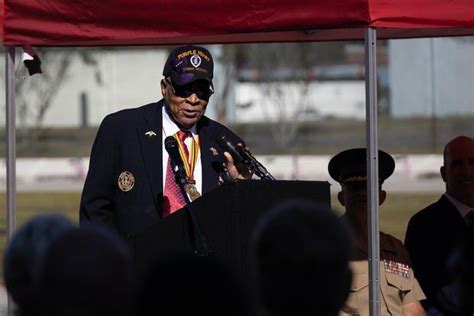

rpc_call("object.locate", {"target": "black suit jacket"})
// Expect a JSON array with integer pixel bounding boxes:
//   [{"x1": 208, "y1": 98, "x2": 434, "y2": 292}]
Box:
[
  {"x1": 405, "y1": 195, "x2": 469, "y2": 312},
  {"x1": 79, "y1": 100, "x2": 243, "y2": 239}
]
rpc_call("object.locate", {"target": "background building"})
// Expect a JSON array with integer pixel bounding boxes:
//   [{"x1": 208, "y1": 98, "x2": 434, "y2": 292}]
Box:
[
  {"x1": 389, "y1": 37, "x2": 474, "y2": 117},
  {"x1": 0, "y1": 42, "x2": 378, "y2": 128}
]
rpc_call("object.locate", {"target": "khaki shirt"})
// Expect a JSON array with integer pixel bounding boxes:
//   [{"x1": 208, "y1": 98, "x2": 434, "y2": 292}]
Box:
[{"x1": 340, "y1": 232, "x2": 425, "y2": 316}]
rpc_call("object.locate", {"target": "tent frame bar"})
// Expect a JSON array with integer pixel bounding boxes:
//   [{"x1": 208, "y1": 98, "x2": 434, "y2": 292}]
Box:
[
  {"x1": 5, "y1": 46, "x2": 17, "y2": 316},
  {"x1": 365, "y1": 28, "x2": 381, "y2": 316},
  {"x1": 6, "y1": 46, "x2": 16, "y2": 244}
]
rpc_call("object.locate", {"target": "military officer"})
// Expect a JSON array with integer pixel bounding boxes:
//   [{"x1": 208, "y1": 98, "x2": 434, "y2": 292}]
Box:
[{"x1": 328, "y1": 148, "x2": 426, "y2": 316}]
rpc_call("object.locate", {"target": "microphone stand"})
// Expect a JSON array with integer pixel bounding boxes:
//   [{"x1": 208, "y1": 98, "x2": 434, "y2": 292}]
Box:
[
  {"x1": 169, "y1": 159, "x2": 212, "y2": 257},
  {"x1": 217, "y1": 136, "x2": 276, "y2": 181},
  {"x1": 240, "y1": 147, "x2": 276, "y2": 180}
]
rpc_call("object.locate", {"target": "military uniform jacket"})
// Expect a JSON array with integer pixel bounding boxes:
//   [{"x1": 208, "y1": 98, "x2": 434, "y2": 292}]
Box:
[
  {"x1": 79, "y1": 100, "x2": 243, "y2": 239},
  {"x1": 341, "y1": 232, "x2": 425, "y2": 316},
  {"x1": 405, "y1": 195, "x2": 470, "y2": 312}
]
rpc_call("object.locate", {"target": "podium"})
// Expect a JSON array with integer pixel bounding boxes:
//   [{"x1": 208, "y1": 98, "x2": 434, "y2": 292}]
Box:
[{"x1": 132, "y1": 180, "x2": 330, "y2": 277}]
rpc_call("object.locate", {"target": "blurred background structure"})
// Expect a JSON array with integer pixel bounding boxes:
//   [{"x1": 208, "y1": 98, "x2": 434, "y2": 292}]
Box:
[{"x1": 0, "y1": 39, "x2": 473, "y2": 156}]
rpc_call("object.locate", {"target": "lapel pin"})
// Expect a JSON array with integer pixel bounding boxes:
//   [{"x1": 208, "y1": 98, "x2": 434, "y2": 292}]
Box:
[
  {"x1": 145, "y1": 131, "x2": 157, "y2": 137},
  {"x1": 210, "y1": 147, "x2": 218, "y2": 156}
]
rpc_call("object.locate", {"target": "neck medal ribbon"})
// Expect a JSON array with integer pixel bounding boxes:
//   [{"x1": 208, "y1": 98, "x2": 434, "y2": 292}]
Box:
[{"x1": 174, "y1": 133, "x2": 201, "y2": 201}]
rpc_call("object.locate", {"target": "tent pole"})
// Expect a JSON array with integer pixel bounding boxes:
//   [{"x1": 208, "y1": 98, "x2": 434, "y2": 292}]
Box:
[
  {"x1": 5, "y1": 46, "x2": 17, "y2": 316},
  {"x1": 365, "y1": 28, "x2": 380, "y2": 316},
  {"x1": 6, "y1": 46, "x2": 17, "y2": 243}
]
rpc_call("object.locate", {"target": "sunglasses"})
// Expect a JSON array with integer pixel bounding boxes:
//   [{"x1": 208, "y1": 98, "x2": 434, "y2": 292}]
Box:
[{"x1": 166, "y1": 78, "x2": 213, "y2": 101}]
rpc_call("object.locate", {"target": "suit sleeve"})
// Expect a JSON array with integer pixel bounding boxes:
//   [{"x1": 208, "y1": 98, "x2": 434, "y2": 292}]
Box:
[
  {"x1": 79, "y1": 116, "x2": 118, "y2": 232},
  {"x1": 405, "y1": 215, "x2": 438, "y2": 309}
]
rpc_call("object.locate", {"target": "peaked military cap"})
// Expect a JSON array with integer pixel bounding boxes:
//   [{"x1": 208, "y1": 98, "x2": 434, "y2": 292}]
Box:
[{"x1": 328, "y1": 148, "x2": 395, "y2": 183}]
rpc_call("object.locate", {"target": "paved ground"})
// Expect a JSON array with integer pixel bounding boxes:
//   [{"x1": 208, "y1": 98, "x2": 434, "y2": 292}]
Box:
[
  {"x1": 0, "y1": 155, "x2": 445, "y2": 193},
  {"x1": 0, "y1": 176, "x2": 445, "y2": 193}
]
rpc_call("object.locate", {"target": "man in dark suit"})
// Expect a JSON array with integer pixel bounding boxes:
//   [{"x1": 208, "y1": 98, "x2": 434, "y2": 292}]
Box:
[
  {"x1": 80, "y1": 45, "x2": 250, "y2": 240},
  {"x1": 405, "y1": 135, "x2": 474, "y2": 314}
]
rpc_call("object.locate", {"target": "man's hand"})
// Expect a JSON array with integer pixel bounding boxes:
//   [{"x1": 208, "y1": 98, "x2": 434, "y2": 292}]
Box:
[{"x1": 223, "y1": 151, "x2": 252, "y2": 180}]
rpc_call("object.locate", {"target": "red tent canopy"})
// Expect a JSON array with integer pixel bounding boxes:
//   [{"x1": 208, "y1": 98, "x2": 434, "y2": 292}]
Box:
[{"x1": 2, "y1": 0, "x2": 474, "y2": 46}]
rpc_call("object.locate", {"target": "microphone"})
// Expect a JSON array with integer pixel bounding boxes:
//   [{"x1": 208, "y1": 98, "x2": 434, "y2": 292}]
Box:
[
  {"x1": 216, "y1": 136, "x2": 245, "y2": 164},
  {"x1": 164, "y1": 136, "x2": 186, "y2": 183},
  {"x1": 216, "y1": 136, "x2": 276, "y2": 181}
]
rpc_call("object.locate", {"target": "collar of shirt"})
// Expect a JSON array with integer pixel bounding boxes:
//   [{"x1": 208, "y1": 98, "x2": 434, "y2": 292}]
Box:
[{"x1": 444, "y1": 193, "x2": 473, "y2": 220}]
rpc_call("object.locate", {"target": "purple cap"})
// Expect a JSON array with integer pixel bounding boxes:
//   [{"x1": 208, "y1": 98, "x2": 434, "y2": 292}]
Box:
[{"x1": 163, "y1": 45, "x2": 214, "y2": 87}]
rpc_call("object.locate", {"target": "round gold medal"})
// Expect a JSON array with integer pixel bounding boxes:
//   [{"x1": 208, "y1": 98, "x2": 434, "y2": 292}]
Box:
[{"x1": 118, "y1": 171, "x2": 135, "y2": 192}]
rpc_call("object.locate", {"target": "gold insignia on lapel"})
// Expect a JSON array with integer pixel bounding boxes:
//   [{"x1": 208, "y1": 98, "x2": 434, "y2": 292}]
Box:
[
  {"x1": 145, "y1": 131, "x2": 157, "y2": 137},
  {"x1": 118, "y1": 171, "x2": 135, "y2": 192},
  {"x1": 209, "y1": 147, "x2": 218, "y2": 156}
]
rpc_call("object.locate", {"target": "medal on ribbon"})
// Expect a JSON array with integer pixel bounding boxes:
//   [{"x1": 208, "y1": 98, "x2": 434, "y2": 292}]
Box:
[
  {"x1": 185, "y1": 182, "x2": 201, "y2": 201},
  {"x1": 174, "y1": 133, "x2": 201, "y2": 201}
]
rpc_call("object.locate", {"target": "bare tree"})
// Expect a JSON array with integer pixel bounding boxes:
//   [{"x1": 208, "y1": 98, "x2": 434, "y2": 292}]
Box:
[
  {"x1": 15, "y1": 48, "x2": 101, "y2": 150},
  {"x1": 237, "y1": 43, "x2": 327, "y2": 149},
  {"x1": 258, "y1": 80, "x2": 312, "y2": 148},
  {"x1": 204, "y1": 45, "x2": 238, "y2": 123}
]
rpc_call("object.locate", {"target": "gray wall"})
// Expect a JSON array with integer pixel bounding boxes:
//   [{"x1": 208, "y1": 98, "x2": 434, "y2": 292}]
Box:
[{"x1": 389, "y1": 37, "x2": 474, "y2": 117}]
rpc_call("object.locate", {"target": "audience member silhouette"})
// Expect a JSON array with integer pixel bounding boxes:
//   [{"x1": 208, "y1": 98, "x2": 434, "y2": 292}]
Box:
[
  {"x1": 251, "y1": 199, "x2": 352, "y2": 316},
  {"x1": 36, "y1": 225, "x2": 134, "y2": 316},
  {"x1": 3, "y1": 214, "x2": 75, "y2": 316},
  {"x1": 137, "y1": 251, "x2": 254, "y2": 316}
]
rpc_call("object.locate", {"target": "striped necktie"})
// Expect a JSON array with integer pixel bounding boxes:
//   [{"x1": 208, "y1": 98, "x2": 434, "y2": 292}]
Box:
[{"x1": 162, "y1": 131, "x2": 190, "y2": 216}]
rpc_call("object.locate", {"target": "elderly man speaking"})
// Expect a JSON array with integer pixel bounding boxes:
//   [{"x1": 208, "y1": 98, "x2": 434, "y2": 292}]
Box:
[{"x1": 80, "y1": 45, "x2": 251, "y2": 240}]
